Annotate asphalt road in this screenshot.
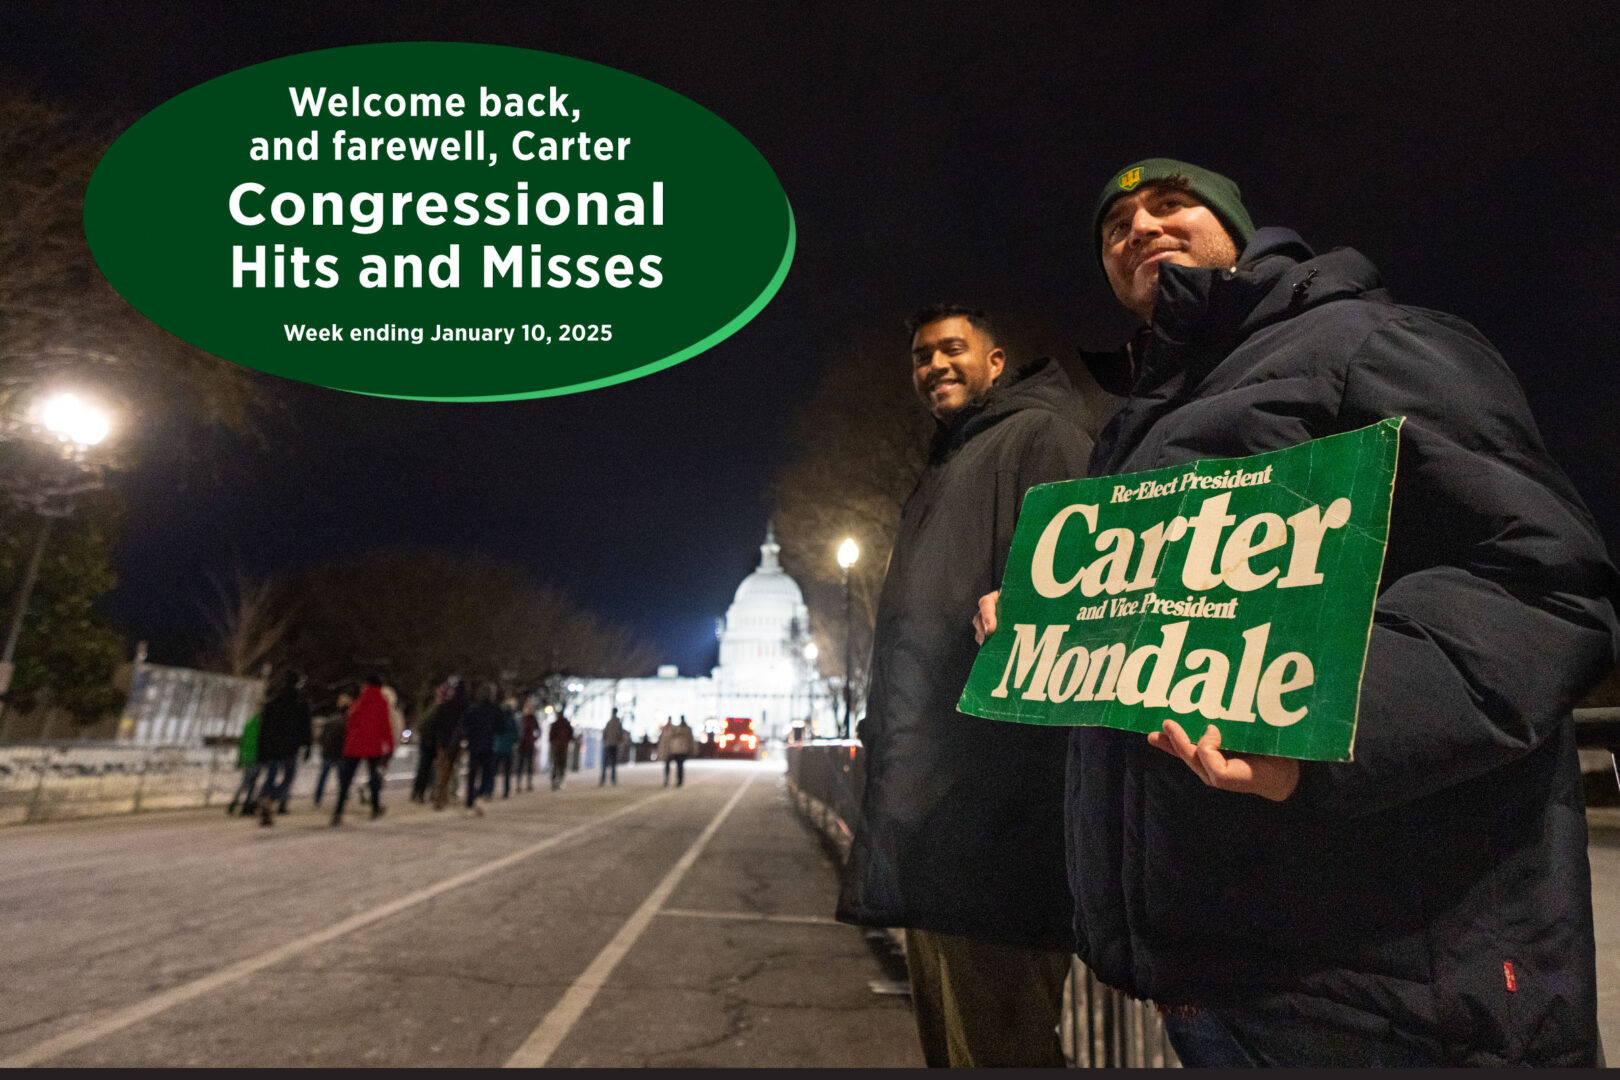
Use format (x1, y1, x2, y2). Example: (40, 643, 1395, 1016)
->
(0, 759, 922, 1068)
(2, 762, 1617, 1067)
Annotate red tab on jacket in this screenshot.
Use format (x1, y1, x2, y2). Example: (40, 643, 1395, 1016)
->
(1503, 961, 1518, 992)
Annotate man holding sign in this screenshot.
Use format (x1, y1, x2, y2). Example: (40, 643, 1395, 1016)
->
(973, 160, 1617, 1066)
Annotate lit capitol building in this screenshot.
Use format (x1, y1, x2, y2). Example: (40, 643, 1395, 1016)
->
(566, 526, 834, 744)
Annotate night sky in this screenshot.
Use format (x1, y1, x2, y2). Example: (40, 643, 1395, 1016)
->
(3, 2, 1616, 674)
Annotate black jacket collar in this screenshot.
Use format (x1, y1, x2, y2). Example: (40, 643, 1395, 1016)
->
(930, 356, 1076, 458)
(1082, 228, 1387, 396)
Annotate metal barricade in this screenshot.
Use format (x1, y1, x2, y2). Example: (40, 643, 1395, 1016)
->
(0, 742, 428, 825)
(0, 742, 235, 825)
(785, 740, 1179, 1068)
(1063, 964, 1178, 1068)
(118, 661, 265, 746)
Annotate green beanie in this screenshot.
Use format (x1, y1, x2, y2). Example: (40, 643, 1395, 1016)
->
(1092, 158, 1255, 270)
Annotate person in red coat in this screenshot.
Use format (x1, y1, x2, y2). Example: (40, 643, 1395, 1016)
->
(332, 674, 395, 825)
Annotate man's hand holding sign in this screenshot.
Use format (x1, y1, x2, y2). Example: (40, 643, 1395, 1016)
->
(976, 586, 1301, 799)
(1147, 717, 1299, 800)
(961, 419, 1402, 779)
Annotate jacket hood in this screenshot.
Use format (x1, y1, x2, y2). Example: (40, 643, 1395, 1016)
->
(932, 356, 1078, 456)
(1083, 227, 1390, 394)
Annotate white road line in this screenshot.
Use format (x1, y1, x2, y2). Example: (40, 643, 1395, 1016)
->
(504, 774, 755, 1068)
(0, 789, 674, 1069)
(659, 907, 843, 927)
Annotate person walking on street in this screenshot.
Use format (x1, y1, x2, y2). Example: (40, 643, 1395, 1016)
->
(657, 715, 695, 787)
(491, 697, 520, 798)
(254, 670, 313, 825)
(331, 674, 395, 825)
(312, 694, 350, 807)
(411, 680, 453, 804)
(515, 702, 540, 792)
(600, 708, 629, 786)
(461, 683, 504, 815)
(548, 711, 574, 791)
(226, 711, 262, 816)
(429, 680, 470, 810)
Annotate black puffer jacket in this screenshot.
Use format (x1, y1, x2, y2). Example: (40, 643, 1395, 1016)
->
(837, 358, 1094, 949)
(461, 699, 504, 753)
(256, 685, 312, 761)
(425, 687, 469, 751)
(1070, 228, 1618, 1066)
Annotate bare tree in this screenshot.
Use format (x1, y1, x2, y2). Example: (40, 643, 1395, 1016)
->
(279, 552, 657, 720)
(0, 90, 265, 449)
(198, 567, 295, 677)
(771, 338, 933, 712)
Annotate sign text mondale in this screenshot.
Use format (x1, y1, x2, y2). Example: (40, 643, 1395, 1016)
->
(958, 419, 1403, 761)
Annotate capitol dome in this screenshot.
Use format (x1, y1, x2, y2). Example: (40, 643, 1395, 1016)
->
(716, 525, 811, 675)
(731, 529, 807, 607)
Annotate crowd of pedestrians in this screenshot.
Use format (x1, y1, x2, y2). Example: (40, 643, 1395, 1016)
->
(228, 671, 695, 827)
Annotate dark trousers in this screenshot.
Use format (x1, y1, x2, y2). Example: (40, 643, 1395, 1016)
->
(1160, 992, 1446, 1067)
(313, 756, 341, 805)
(334, 756, 385, 816)
(905, 927, 1070, 1068)
(258, 755, 298, 811)
(466, 745, 495, 807)
(411, 743, 436, 801)
(498, 750, 515, 796)
(515, 743, 536, 790)
(229, 763, 260, 809)
(549, 744, 569, 789)
(662, 754, 687, 786)
(600, 744, 619, 785)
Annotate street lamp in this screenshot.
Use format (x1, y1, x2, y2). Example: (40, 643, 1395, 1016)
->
(0, 392, 113, 699)
(39, 393, 111, 449)
(836, 537, 859, 739)
(801, 641, 819, 737)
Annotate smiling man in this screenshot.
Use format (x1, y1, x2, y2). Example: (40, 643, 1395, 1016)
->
(977, 158, 1617, 1066)
(836, 304, 1093, 1067)
(908, 311, 1005, 419)
(1094, 162, 1247, 324)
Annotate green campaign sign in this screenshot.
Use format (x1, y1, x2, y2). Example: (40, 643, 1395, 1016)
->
(83, 43, 794, 401)
(959, 419, 1402, 761)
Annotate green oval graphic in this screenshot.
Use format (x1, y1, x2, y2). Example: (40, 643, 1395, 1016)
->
(84, 43, 794, 401)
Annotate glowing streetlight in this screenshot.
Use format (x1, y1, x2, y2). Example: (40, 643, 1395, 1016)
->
(798, 641, 820, 739)
(836, 537, 859, 738)
(39, 392, 110, 448)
